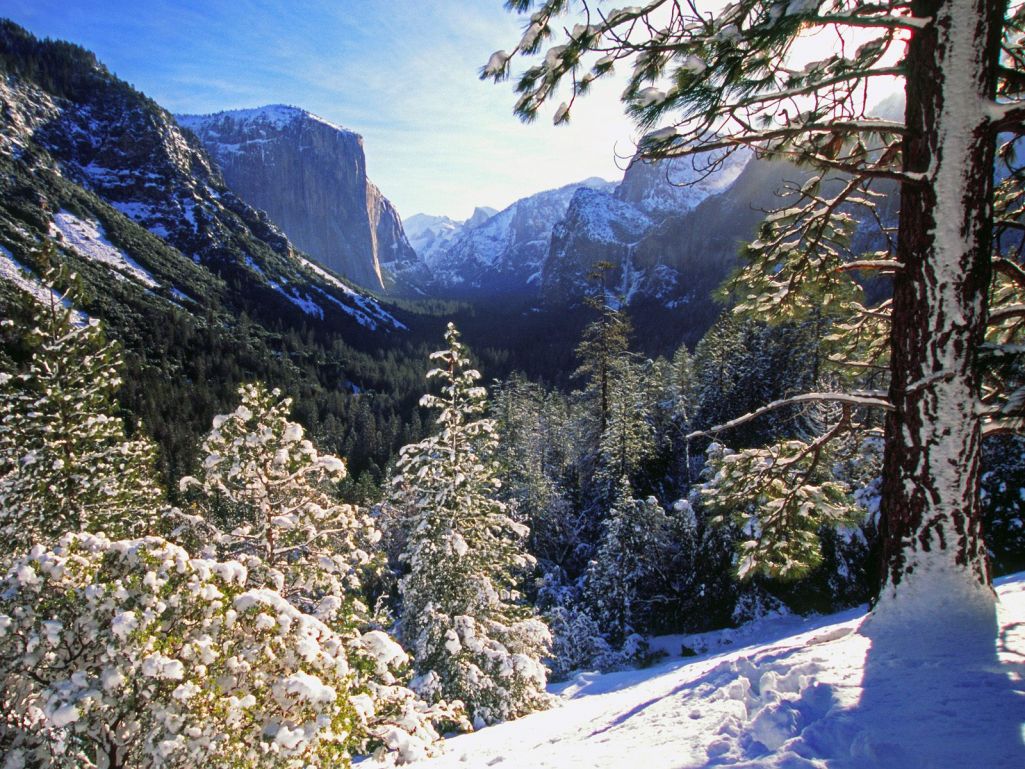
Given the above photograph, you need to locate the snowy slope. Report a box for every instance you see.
[379,574,1025,768]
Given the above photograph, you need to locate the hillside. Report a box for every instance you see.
[0,20,437,484]
[371,573,1025,769]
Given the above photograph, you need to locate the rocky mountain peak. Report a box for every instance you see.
[177,105,416,292]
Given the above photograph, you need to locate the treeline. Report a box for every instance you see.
[442,276,1025,676]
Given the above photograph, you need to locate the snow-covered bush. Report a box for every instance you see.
[179,382,382,627]
[178,383,451,763]
[393,324,552,725]
[543,603,619,680]
[0,275,162,555]
[348,630,468,764]
[0,533,357,769]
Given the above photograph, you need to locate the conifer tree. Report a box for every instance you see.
[488,0,1025,611]
[585,477,674,645]
[0,270,162,554]
[180,382,380,627]
[392,323,551,725]
[180,383,457,763]
[574,262,631,435]
[597,355,655,489]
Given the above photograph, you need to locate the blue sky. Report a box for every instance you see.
[1,0,640,220]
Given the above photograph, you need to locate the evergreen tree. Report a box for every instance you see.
[392,323,551,725]
[489,0,1025,611]
[574,262,631,436]
[179,383,457,763]
[597,355,655,491]
[585,477,674,645]
[179,382,381,628]
[0,272,162,554]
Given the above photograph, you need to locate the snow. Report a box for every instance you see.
[177,105,354,137]
[372,573,1025,769]
[268,280,324,318]
[49,211,159,288]
[421,178,614,288]
[0,246,69,308]
[298,256,408,331]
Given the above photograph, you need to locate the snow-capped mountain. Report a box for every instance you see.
[177,105,417,293]
[541,187,654,305]
[615,149,750,220]
[399,151,756,309]
[0,24,404,332]
[409,178,616,297]
[404,206,498,265]
[536,151,763,306]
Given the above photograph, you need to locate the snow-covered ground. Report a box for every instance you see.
[49,211,159,288]
[382,574,1025,768]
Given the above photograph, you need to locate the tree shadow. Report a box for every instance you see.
[844,601,1025,768]
[687,593,1025,768]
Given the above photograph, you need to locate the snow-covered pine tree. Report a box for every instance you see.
[489,0,1025,616]
[179,383,457,763]
[180,382,380,628]
[0,269,162,554]
[393,323,551,726]
[596,355,655,491]
[585,477,674,646]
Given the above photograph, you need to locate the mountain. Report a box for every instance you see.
[541,187,654,305]
[413,178,615,297]
[404,206,498,265]
[615,149,749,220]
[177,105,418,293]
[0,20,429,483]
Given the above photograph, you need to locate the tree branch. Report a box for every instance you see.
[685,391,892,441]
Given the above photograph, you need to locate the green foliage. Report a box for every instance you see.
[0,267,163,554]
[700,440,861,580]
[585,478,675,644]
[393,324,551,725]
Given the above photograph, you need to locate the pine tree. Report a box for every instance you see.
[180,382,381,627]
[574,262,631,436]
[597,354,655,490]
[180,383,458,763]
[392,323,551,725]
[0,270,162,554]
[489,0,1025,612]
[585,477,674,645]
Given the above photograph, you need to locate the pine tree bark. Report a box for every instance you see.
[880,0,1005,593]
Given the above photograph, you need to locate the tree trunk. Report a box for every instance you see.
[879,0,1004,597]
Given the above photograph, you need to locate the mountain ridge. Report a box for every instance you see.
[177,105,418,293]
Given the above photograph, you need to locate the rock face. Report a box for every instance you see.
[177,106,417,292]
[541,187,653,305]
[415,178,614,297]
[615,150,749,220]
